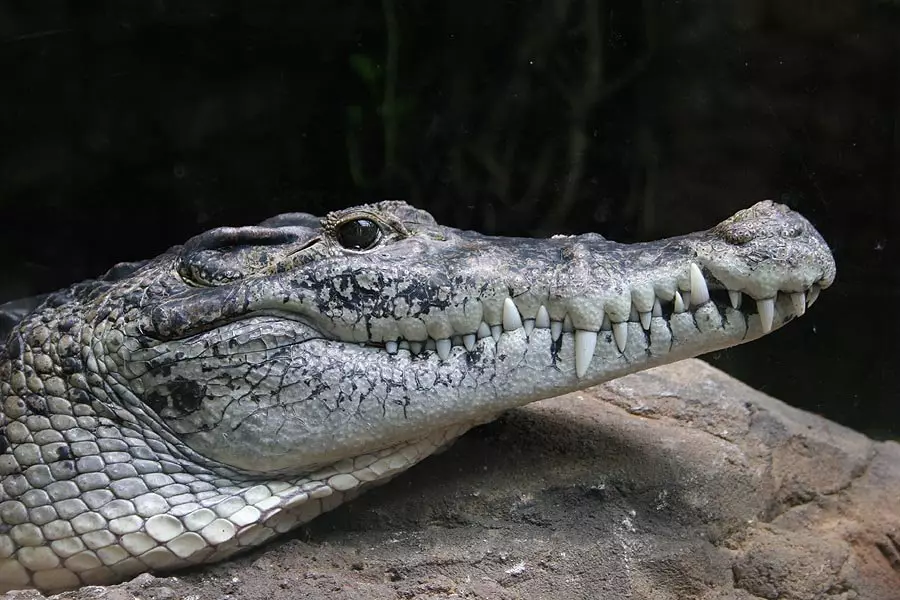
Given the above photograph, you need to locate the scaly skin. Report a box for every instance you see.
[0,200,835,593]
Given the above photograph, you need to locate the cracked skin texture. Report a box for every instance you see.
[6,360,898,600]
[0,200,844,595]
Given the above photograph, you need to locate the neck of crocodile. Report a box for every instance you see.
[0,200,834,593]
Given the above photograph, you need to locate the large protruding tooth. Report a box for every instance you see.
[757,298,775,333]
[477,321,491,339]
[612,322,628,352]
[462,333,476,351]
[550,321,563,342]
[673,291,686,313]
[385,341,398,355]
[807,284,820,308]
[535,305,551,329]
[791,292,806,316]
[490,325,502,342]
[410,341,424,355]
[502,298,523,331]
[652,298,662,317]
[523,319,535,337]
[639,311,651,330]
[435,338,452,360]
[728,290,742,310]
[689,263,710,306]
[563,314,574,333]
[574,329,598,378]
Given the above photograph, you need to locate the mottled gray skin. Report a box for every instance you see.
[0,200,835,593]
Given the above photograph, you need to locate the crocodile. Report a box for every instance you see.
[0,200,835,593]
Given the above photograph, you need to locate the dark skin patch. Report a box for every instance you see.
[25,394,48,416]
[69,388,91,404]
[0,428,8,454]
[145,377,207,416]
[5,335,21,359]
[60,357,82,374]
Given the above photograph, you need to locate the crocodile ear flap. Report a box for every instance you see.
[257,212,322,229]
[177,226,316,286]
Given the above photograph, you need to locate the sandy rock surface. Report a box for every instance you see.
[5,359,899,600]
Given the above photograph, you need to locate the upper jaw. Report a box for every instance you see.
[142,201,835,375]
[252,203,834,375]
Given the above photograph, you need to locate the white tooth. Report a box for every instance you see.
[728,290,742,309]
[674,291,686,313]
[807,284,820,308]
[563,314,574,333]
[463,333,476,351]
[689,263,710,306]
[477,321,491,339]
[523,319,535,337]
[535,305,551,329]
[681,291,691,308]
[410,341,423,355]
[791,292,806,316]
[385,341,398,355]
[757,298,775,333]
[612,322,628,352]
[574,329,598,378]
[399,340,410,350]
[436,338,452,360]
[629,304,639,322]
[490,325,502,342]
[639,311,651,330]
[652,297,662,317]
[502,297,523,331]
[551,320,563,342]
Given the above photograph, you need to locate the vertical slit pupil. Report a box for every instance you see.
[337,218,380,250]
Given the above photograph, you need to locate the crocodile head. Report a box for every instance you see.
[108,200,832,473]
[0,200,834,591]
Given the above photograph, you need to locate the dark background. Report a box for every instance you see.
[0,1,897,438]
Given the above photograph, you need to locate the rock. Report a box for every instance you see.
[20,359,900,600]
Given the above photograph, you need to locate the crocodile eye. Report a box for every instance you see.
[335,218,382,251]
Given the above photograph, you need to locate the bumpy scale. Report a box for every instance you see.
[0,200,835,593]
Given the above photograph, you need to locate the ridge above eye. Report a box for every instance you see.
[335,217,382,250]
